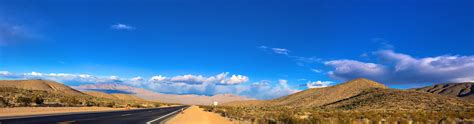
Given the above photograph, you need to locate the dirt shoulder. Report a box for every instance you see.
[0,107,125,118]
[166,106,234,124]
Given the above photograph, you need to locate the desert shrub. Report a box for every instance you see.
[104,101,115,107]
[0,97,8,107]
[16,96,32,106]
[32,96,44,105]
[60,97,80,106]
[83,100,96,106]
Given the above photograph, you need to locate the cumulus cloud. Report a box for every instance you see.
[0,71,19,78]
[149,75,167,82]
[111,23,135,30]
[148,72,248,85]
[306,80,332,88]
[325,50,474,84]
[233,80,301,99]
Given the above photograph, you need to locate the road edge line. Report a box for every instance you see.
[146,106,188,124]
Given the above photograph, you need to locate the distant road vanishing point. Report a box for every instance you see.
[0,106,188,124]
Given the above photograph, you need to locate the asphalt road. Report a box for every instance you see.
[0,106,188,124]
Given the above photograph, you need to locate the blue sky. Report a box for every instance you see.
[1,0,473,99]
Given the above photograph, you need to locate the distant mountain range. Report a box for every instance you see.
[225,78,472,111]
[72,83,255,105]
[83,91,146,101]
[411,82,473,101]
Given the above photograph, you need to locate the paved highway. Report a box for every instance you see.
[0,106,188,124]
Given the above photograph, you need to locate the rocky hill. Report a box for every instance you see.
[0,80,164,108]
[411,82,473,101]
[225,78,388,107]
[224,78,473,111]
[213,78,474,123]
[322,88,471,111]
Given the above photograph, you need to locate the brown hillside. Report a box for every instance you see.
[83,91,118,100]
[226,78,387,107]
[84,91,146,101]
[111,94,145,101]
[322,88,473,111]
[0,80,84,95]
[411,83,474,101]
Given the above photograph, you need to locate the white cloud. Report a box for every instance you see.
[147,72,249,85]
[25,71,43,76]
[149,75,167,83]
[0,71,11,75]
[170,74,207,84]
[130,76,143,81]
[259,46,321,67]
[325,50,474,84]
[311,69,322,73]
[306,80,332,88]
[111,23,135,30]
[226,75,249,85]
[0,71,18,78]
[271,48,290,55]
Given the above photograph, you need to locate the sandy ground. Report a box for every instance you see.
[166,106,234,124]
[0,107,124,117]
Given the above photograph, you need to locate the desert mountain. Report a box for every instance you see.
[225,78,473,111]
[226,78,388,107]
[0,80,84,95]
[322,88,471,111]
[83,91,146,101]
[411,82,474,100]
[73,83,254,105]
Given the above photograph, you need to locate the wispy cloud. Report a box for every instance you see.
[259,45,323,72]
[0,23,31,46]
[271,48,290,55]
[111,23,135,30]
[311,69,323,73]
[325,50,474,84]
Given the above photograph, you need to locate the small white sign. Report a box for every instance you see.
[213,101,218,106]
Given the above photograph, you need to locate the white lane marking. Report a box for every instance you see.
[146,107,185,124]
[57,120,75,124]
[121,114,132,116]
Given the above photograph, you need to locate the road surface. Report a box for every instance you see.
[0,106,188,124]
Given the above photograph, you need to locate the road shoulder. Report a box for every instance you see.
[166,106,234,124]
